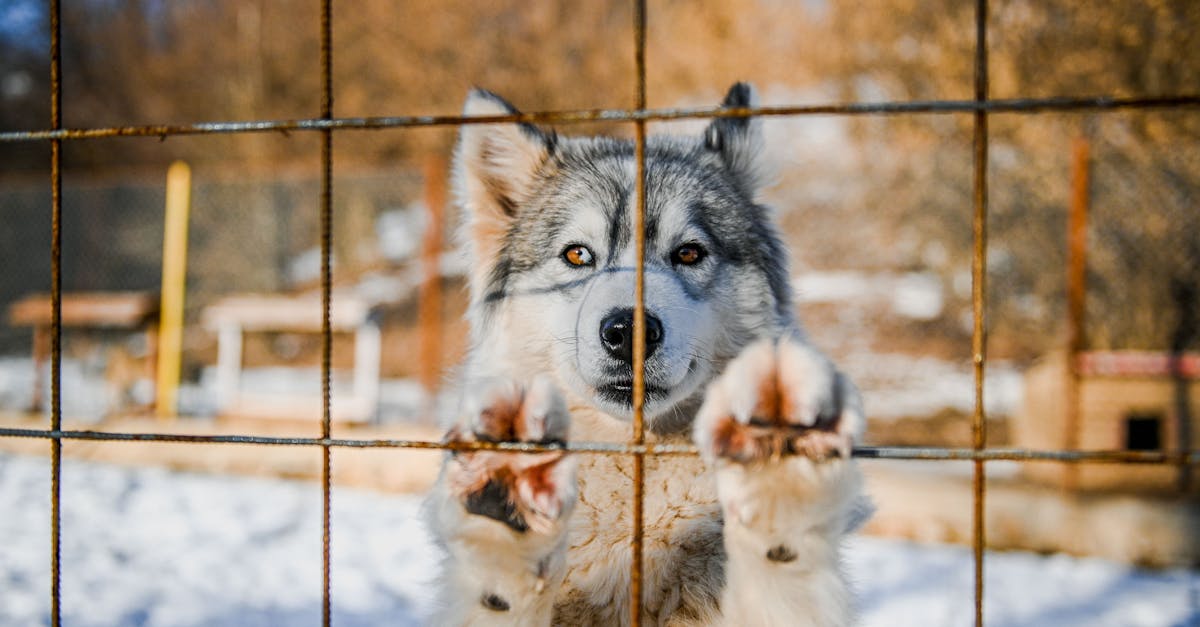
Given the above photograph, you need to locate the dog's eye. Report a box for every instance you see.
[562,244,595,267]
[671,243,707,266]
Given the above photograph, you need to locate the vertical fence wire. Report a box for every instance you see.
[629,0,649,623]
[971,0,990,624]
[47,0,63,624]
[319,0,334,624]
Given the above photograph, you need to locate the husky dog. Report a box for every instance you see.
[425,83,866,626]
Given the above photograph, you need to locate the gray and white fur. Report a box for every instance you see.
[425,82,867,626]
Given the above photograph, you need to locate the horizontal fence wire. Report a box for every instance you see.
[3,427,1197,463]
[2,96,1200,143]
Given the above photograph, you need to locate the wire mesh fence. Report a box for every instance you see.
[1,0,1199,625]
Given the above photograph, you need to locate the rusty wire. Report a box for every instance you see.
[629,0,649,623]
[47,0,63,624]
[7,1,1200,625]
[319,0,334,624]
[1,96,1199,144]
[4,426,1198,464]
[971,1,990,625]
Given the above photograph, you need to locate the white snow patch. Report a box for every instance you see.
[795,271,876,303]
[2,453,1196,626]
[0,356,127,423]
[0,453,437,626]
[850,536,1200,627]
[891,272,944,320]
[795,271,945,320]
[375,206,428,263]
[843,353,1024,420]
[0,356,433,424]
[287,247,325,286]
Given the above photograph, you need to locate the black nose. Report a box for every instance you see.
[599,309,664,364]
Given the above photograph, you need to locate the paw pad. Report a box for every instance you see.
[766,544,798,563]
[481,593,511,612]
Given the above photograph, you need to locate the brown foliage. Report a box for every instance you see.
[1,0,1196,354]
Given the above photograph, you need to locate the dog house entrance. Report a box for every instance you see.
[1124,413,1163,451]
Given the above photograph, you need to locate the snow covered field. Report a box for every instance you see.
[0,350,1023,425]
[2,452,1197,627]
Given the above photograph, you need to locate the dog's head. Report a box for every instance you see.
[453,83,794,429]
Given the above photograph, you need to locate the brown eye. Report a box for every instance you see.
[562,245,595,267]
[671,243,707,266]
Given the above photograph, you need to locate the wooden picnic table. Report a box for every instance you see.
[201,294,381,423]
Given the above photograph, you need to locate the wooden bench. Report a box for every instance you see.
[8,291,160,413]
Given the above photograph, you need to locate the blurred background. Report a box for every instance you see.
[0,1,1197,625]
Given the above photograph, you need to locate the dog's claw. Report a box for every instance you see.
[695,337,862,465]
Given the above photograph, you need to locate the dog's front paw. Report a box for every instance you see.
[429,376,576,624]
[695,339,863,627]
[442,376,577,536]
[693,336,866,550]
[694,336,862,467]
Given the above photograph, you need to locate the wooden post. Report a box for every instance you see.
[417,157,447,419]
[156,161,192,419]
[1063,137,1089,491]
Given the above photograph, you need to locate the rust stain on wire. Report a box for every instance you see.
[971,1,990,624]
[3,427,1196,464]
[629,0,648,623]
[319,1,334,625]
[48,0,63,624]
[3,96,1199,143]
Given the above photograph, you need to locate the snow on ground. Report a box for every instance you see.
[0,357,121,422]
[843,352,1024,421]
[0,358,430,424]
[0,350,1022,425]
[2,453,1197,627]
[0,453,438,627]
[795,271,946,321]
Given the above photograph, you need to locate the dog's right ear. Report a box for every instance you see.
[702,82,767,197]
[454,90,556,275]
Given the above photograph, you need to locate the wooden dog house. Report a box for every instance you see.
[1013,350,1200,494]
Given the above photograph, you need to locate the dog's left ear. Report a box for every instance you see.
[703,82,766,196]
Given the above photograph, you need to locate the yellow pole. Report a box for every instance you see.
[156,161,191,420]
